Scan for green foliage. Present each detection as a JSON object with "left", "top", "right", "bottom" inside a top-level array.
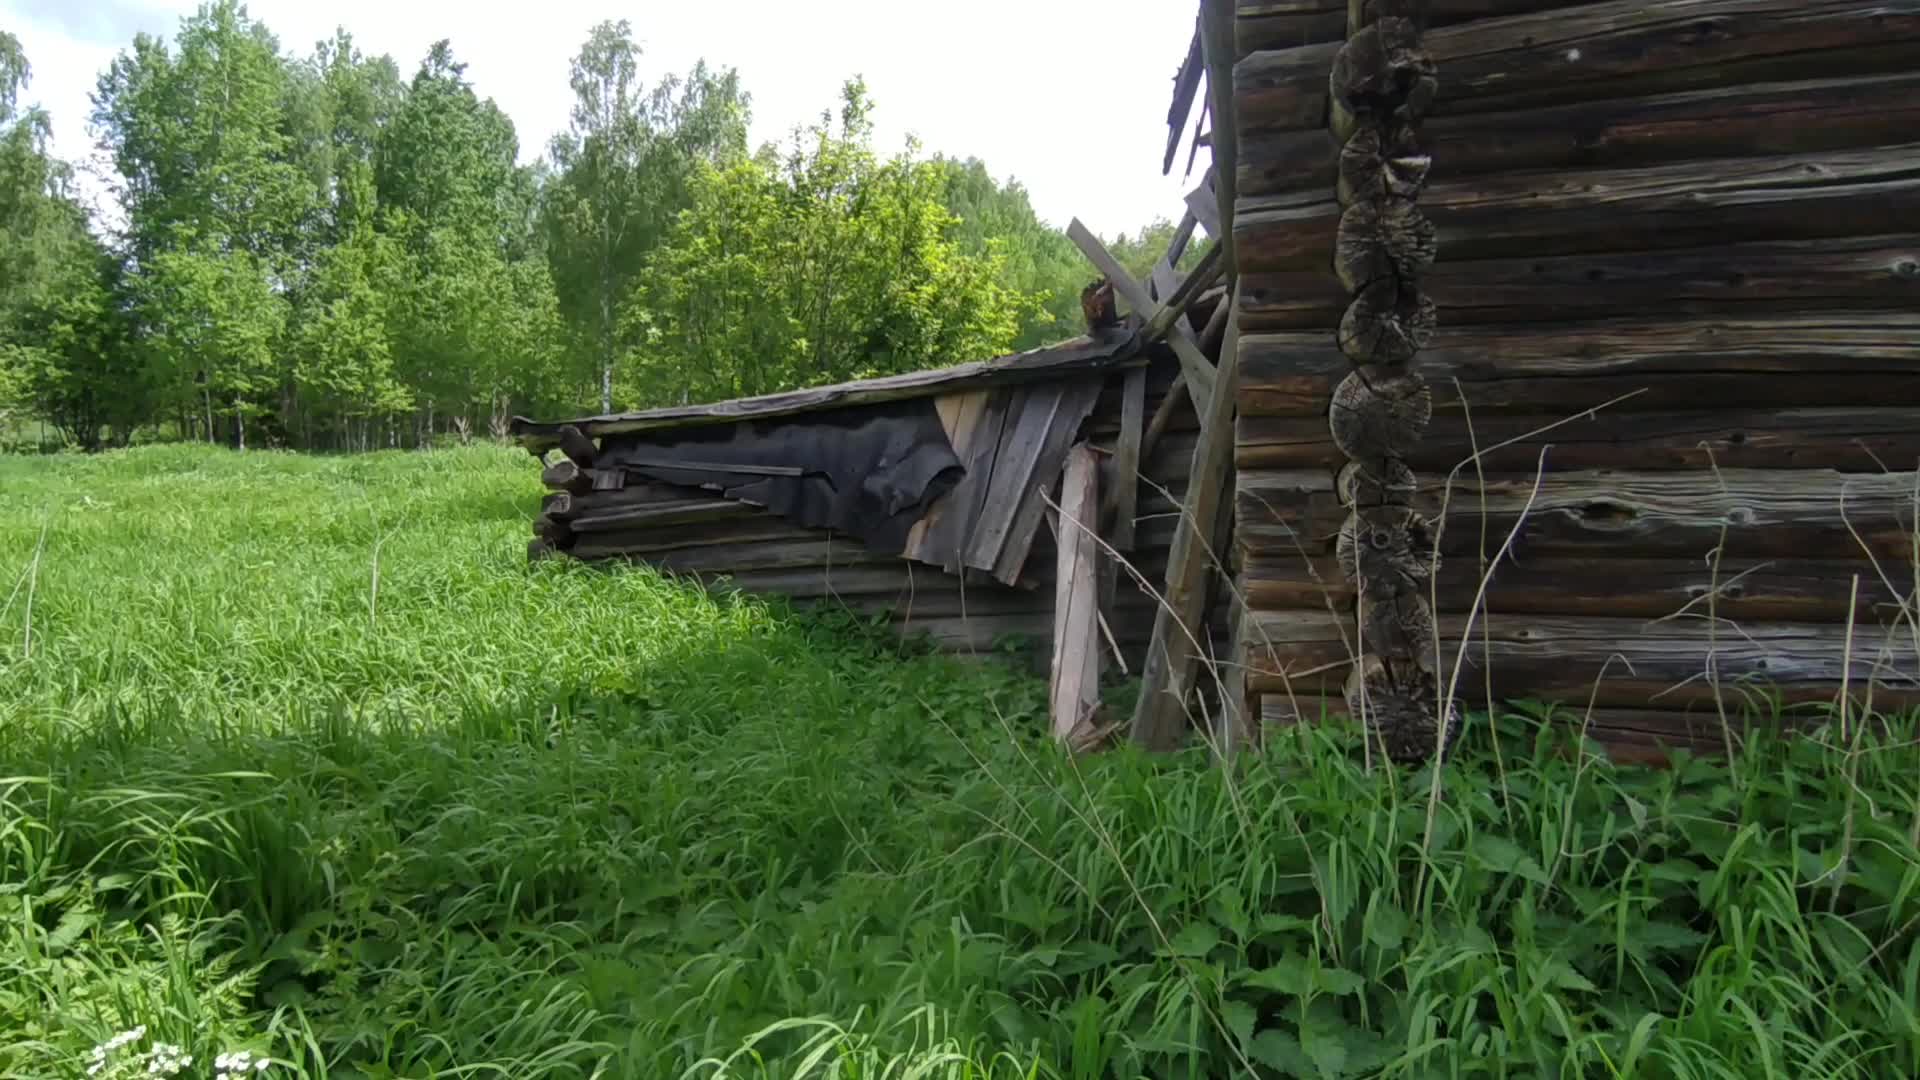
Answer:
[
  {"left": 623, "top": 81, "right": 1035, "bottom": 404},
  {"left": 3, "top": 446, "right": 1917, "bottom": 1077},
  {"left": 6, "top": 7, "right": 1205, "bottom": 448}
]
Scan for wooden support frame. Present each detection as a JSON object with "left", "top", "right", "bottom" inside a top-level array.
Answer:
[
  {"left": 1129, "top": 0, "right": 1245, "bottom": 752},
  {"left": 1067, "top": 218, "right": 1218, "bottom": 409}
]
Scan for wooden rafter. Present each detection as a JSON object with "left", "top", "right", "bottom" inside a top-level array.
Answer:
[{"left": 1066, "top": 218, "right": 1218, "bottom": 410}]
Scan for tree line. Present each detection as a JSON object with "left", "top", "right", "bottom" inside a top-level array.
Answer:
[{"left": 0, "top": 3, "right": 1198, "bottom": 452}]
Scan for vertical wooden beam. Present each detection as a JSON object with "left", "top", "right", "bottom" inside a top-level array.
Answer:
[{"left": 1051, "top": 443, "right": 1103, "bottom": 745}]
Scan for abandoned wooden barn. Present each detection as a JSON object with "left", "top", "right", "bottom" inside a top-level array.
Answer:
[
  {"left": 1227, "top": 0, "right": 1920, "bottom": 760},
  {"left": 514, "top": 0, "right": 1920, "bottom": 761},
  {"left": 511, "top": 291, "right": 1236, "bottom": 746}
]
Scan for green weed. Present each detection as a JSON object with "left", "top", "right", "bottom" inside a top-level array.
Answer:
[{"left": 1, "top": 445, "right": 1916, "bottom": 1078}]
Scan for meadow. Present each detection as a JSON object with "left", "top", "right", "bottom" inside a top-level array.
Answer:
[{"left": 2, "top": 444, "right": 1917, "bottom": 1079}]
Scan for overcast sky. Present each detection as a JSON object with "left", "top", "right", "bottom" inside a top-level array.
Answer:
[{"left": 5, "top": 0, "right": 1212, "bottom": 239}]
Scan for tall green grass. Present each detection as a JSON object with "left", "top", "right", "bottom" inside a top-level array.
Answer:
[{"left": 2, "top": 444, "right": 1916, "bottom": 1079}]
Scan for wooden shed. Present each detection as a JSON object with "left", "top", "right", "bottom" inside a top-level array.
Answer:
[
  {"left": 1227, "top": 0, "right": 1920, "bottom": 759},
  {"left": 510, "top": 301, "right": 1236, "bottom": 746}
]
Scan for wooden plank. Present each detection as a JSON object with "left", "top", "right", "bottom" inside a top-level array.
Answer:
[
  {"left": 1236, "top": 315, "right": 1920, "bottom": 416},
  {"left": 1051, "top": 445, "right": 1104, "bottom": 744},
  {"left": 1067, "top": 218, "right": 1218, "bottom": 407},
  {"left": 508, "top": 330, "right": 1141, "bottom": 450},
  {"left": 1424, "top": 0, "right": 1920, "bottom": 117},
  {"left": 1236, "top": 407, "right": 1920, "bottom": 474},
  {"left": 1236, "top": 467, "right": 1920, "bottom": 561},
  {"left": 1245, "top": 612, "right": 1920, "bottom": 709},
  {"left": 1184, "top": 173, "right": 1223, "bottom": 240},
  {"left": 920, "top": 388, "right": 1016, "bottom": 575},
  {"left": 998, "top": 376, "right": 1105, "bottom": 580},
  {"left": 1239, "top": 235, "right": 1920, "bottom": 331},
  {"left": 963, "top": 383, "right": 1065, "bottom": 572},
  {"left": 1237, "top": 142, "right": 1920, "bottom": 272},
  {"left": 1242, "top": 553, "right": 1917, "bottom": 623},
  {"left": 1144, "top": 243, "right": 1227, "bottom": 342},
  {"left": 1239, "top": 52, "right": 1920, "bottom": 198}
]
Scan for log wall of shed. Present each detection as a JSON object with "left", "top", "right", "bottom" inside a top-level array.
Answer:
[{"left": 1230, "top": 0, "right": 1920, "bottom": 751}]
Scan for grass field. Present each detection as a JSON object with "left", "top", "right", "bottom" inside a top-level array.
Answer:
[{"left": 2, "top": 444, "right": 1918, "bottom": 1079}]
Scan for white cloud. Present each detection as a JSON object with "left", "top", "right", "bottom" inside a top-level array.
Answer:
[{"left": 4, "top": 0, "right": 1213, "bottom": 239}]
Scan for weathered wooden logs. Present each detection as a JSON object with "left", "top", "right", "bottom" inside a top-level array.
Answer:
[
  {"left": 1328, "top": 370, "right": 1433, "bottom": 460},
  {"left": 1336, "top": 280, "right": 1437, "bottom": 364}
]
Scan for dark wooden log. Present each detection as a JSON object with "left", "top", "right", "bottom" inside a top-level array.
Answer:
[
  {"left": 540, "top": 460, "right": 594, "bottom": 494},
  {"left": 1240, "top": 407, "right": 1920, "bottom": 473},
  {"left": 556, "top": 425, "right": 598, "bottom": 469},
  {"left": 1237, "top": 9, "right": 1348, "bottom": 58},
  {"left": 1235, "top": 41, "right": 1341, "bottom": 135},
  {"left": 1329, "top": 369, "right": 1433, "bottom": 460},
  {"left": 533, "top": 513, "right": 573, "bottom": 545},
  {"left": 571, "top": 534, "right": 896, "bottom": 570},
  {"left": 1241, "top": 70, "right": 1920, "bottom": 199},
  {"left": 1424, "top": 0, "right": 1920, "bottom": 117},
  {"left": 1238, "top": 466, "right": 1920, "bottom": 561},
  {"left": 1334, "top": 197, "right": 1436, "bottom": 292},
  {"left": 568, "top": 497, "right": 755, "bottom": 534},
  {"left": 1244, "top": 552, "right": 1918, "bottom": 624},
  {"left": 1237, "top": 315, "right": 1920, "bottom": 415},
  {"left": 1337, "top": 279, "right": 1438, "bottom": 365},
  {"left": 1238, "top": 142, "right": 1920, "bottom": 272},
  {"left": 1247, "top": 611, "right": 1920, "bottom": 709}
]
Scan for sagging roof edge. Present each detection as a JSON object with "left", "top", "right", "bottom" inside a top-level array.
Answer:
[{"left": 509, "top": 322, "right": 1145, "bottom": 452}]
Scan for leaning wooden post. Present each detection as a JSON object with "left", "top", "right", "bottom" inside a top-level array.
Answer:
[
  {"left": 1051, "top": 443, "right": 1103, "bottom": 746},
  {"left": 1329, "top": 1, "right": 1458, "bottom": 765},
  {"left": 1129, "top": 0, "right": 1243, "bottom": 753}
]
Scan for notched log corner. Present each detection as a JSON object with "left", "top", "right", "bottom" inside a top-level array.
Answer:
[
  {"left": 1336, "top": 505, "right": 1439, "bottom": 587},
  {"left": 1338, "top": 124, "right": 1431, "bottom": 206},
  {"left": 1345, "top": 653, "right": 1461, "bottom": 767},
  {"left": 1355, "top": 578, "right": 1438, "bottom": 671},
  {"left": 1331, "top": 18, "right": 1436, "bottom": 132},
  {"left": 1335, "top": 196, "right": 1437, "bottom": 291},
  {"left": 1337, "top": 457, "right": 1417, "bottom": 508},
  {"left": 1337, "top": 279, "right": 1438, "bottom": 366},
  {"left": 1329, "top": 368, "right": 1434, "bottom": 460}
]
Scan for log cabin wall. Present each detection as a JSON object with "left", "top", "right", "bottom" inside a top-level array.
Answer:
[
  {"left": 536, "top": 353, "right": 1229, "bottom": 675},
  {"left": 1229, "top": 0, "right": 1920, "bottom": 756}
]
